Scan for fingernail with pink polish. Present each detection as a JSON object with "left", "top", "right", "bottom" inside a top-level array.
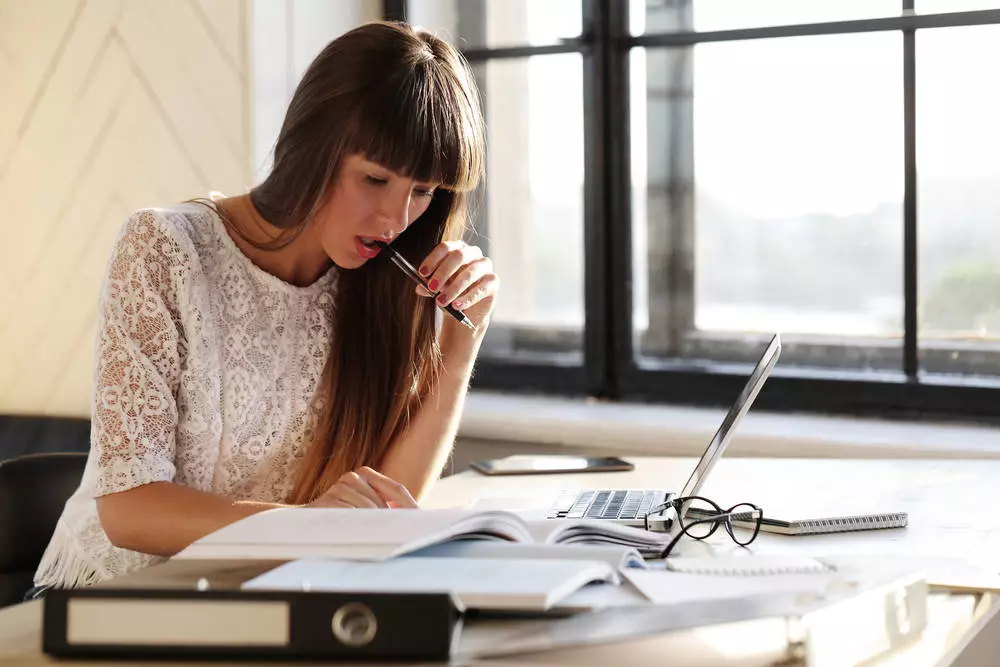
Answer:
[
  {"left": 428, "top": 279, "right": 439, "bottom": 291},
  {"left": 419, "top": 266, "right": 430, "bottom": 276}
]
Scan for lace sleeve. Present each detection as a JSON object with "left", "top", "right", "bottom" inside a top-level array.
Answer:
[{"left": 92, "top": 210, "right": 188, "bottom": 497}]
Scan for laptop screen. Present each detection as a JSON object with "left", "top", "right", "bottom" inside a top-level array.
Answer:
[{"left": 678, "top": 334, "right": 782, "bottom": 499}]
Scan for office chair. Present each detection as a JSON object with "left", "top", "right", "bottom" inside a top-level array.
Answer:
[{"left": 0, "top": 452, "right": 87, "bottom": 608}]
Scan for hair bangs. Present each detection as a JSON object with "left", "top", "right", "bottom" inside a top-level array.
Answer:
[{"left": 346, "top": 61, "right": 483, "bottom": 192}]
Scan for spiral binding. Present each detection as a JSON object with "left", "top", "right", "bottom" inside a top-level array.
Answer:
[
  {"left": 666, "top": 556, "right": 829, "bottom": 576},
  {"left": 797, "top": 512, "right": 908, "bottom": 535}
]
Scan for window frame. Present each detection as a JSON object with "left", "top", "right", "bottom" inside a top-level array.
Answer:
[{"left": 386, "top": 1, "right": 1000, "bottom": 423}]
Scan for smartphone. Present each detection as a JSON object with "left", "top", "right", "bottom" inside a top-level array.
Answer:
[{"left": 469, "top": 455, "right": 634, "bottom": 476}]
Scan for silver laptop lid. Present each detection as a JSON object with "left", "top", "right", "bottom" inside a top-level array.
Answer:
[{"left": 678, "top": 333, "right": 782, "bottom": 499}]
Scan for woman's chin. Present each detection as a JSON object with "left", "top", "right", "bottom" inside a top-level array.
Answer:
[
  {"left": 324, "top": 245, "right": 367, "bottom": 270},
  {"left": 333, "top": 253, "right": 368, "bottom": 270}
]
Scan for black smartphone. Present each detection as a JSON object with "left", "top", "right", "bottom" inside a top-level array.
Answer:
[{"left": 469, "top": 455, "right": 634, "bottom": 476}]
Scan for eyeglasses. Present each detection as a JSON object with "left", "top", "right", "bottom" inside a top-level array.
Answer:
[{"left": 643, "top": 495, "right": 763, "bottom": 559}]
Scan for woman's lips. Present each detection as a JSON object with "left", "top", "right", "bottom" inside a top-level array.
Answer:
[{"left": 355, "top": 237, "right": 382, "bottom": 259}]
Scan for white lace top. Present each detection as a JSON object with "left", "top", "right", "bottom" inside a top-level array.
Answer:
[{"left": 35, "top": 201, "right": 338, "bottom": 588}]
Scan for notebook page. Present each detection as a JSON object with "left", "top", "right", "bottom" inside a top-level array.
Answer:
[
  {"left": 623, "top": 569, "right": 849, "bottom": 606},
  {"left": 174, "top": 508, "right": 535, "bottom": 561}
]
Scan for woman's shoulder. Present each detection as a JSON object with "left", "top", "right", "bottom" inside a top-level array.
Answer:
[{"left": 114, "top": 200, "right": 221, "bottom": 265}]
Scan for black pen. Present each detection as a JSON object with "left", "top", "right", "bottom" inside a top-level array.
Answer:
[{"left": 374, "top": 241, "right": 477, "bottom": 332}]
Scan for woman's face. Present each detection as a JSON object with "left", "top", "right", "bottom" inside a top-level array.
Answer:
[{"left": 315, "top": 154, "right": 438, "bottom": 269}]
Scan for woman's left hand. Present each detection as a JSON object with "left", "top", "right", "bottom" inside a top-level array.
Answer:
[{"left": 417, "top": 241, "right": 498, "bottom": 334}]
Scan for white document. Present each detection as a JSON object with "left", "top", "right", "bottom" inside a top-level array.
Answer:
[
  {"left": 458, "top": 567, "right": 927, "bottom": 663},
  {"left": 242, "top": 557, "right": 620, "bottom": 611},
  {"left": 624, "top": 555, "right": 921, "bottom": 608},
  {"left": 551, "top": 580, "right": 652, "bottom": 613},
  {"left": 623, "top": 569, "right": 843, "bottom": 607}
]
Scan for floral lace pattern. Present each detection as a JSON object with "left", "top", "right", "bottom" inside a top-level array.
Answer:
[{"left": 35, "top": 202, "right": 337, "bottom": 588}]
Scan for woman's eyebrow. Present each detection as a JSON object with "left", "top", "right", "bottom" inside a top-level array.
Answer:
[
  {"left": 361, "top": 160, "right": 390, "bottom": 173},
  {"left": 359, "top": 159, "right": 437, "bottom": 187}
]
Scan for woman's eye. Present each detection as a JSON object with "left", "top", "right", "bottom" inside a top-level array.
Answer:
[
  {"left": 414, "top": 188, "right": 435, "bottom": 198},
  {"left": 366, "top": 175, "right": 388, "bottom": 185}
]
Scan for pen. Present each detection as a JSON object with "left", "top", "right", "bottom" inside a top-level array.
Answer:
[{"left": 374, "top": 240, "right": 477, "bottom": 332}]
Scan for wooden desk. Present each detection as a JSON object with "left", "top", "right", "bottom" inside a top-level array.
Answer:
[{"left": 2, "top": 456, "right": 997, "bottom": 666}]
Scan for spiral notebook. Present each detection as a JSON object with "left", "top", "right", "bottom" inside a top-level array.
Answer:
[{"left": 688, "top": 508, "right": 908, "bottom": 535}]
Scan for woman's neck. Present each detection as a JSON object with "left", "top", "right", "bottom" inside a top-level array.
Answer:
[{"left": 217, "top": 194, "right": 332, "bottom": 287}]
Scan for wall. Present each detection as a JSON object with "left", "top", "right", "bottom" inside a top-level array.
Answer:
[
  {"left": 0, "top": 0, "right": 379, "bottom": 424},
  {"left": 250, "top": 0, "right": 381, "bottom": 180},
  {"left": 0, "top": 0, "right": 253, "bottom": 418}
]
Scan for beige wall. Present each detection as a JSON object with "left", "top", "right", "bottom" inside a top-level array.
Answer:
[
  {"left": 0, "top": 0, "right": 382, "bottom": 418},
  {"left": 0, "top": 0, "right": 252, "bottom": 417}
]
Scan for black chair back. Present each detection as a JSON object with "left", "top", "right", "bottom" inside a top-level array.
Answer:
[{"left": 0, "top": 452, "right": 87, "bottom": 607}]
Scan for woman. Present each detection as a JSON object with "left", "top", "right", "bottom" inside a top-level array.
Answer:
[{"left": 32, "top": 21, "right": 494, "bottom": 591}]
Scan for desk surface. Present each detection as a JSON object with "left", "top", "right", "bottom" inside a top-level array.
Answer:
[
  {"left": 428, "top": 456, "right": 1000, "bottom": 575},
  {"left": 3, "top": 456, "right": 998, "bottom": 666}
]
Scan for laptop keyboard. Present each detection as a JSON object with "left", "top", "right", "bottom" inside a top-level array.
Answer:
[{"left": 548, "top": 490, "right": 665, "bottom": 520}]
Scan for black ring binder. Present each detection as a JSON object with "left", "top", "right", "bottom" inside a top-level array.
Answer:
[{"left": 43, "top": 587, "right": 461, "bottom": 661}]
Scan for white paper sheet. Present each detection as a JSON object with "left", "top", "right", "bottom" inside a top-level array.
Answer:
[{"left": 242, "top": 557, "right": 620, "bottom": 611}]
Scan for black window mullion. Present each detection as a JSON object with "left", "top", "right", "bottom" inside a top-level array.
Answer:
[
  {"left": 623, "top": 366, "right": 1000, "bottom": 422},
  {"left": 462, "top": 42, "right": 588, "bottom": 61},
  {"left": 606, "top": 0, "right": 633, "bottom": 399},
  {"left": 903, "top": 0, "right": 918, "bottom": 379},
  {"left": 582, "top": 0, "right": 630, "bottom": 399},
  {"left": 582, "top": 0, "right": 607, "bottom": 397},
  {"left": 382, "top": 0, "right": 406, "bottom": 22},
  {"left": 628, "top": 9, "right": 1000, "bottom": 47}
]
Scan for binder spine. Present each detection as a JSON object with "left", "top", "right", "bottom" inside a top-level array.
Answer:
[
  {"left": 797, "top": 513, "right": 908, "bottom": 535},
  {"left": 43, "top": 587, "right": 460, "bottom": 661}
]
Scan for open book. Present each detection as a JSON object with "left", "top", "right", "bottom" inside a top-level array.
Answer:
[
  {"left": 242, "top": 556, "right": 624, "bottom": 612},
  {"left": 173, "top": 508, "right": 674, "bottom": 561}
]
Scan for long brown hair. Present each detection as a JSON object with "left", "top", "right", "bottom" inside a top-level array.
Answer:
[{"left": 235, "top": 22, "right": 484, "bottom": 503}]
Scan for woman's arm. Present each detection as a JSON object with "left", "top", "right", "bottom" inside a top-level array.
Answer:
[
  {"left": 96, "top": 482, "right": 288, "bottom": 557},
  {"left": 379, "top": 326, "right": 483, "bottom": 501},
  {"left": 379, "top": 239, "right": 498, "bottom": 501},
  {"left": 97, "top": 467, "right": 417, "bottom": 557}
]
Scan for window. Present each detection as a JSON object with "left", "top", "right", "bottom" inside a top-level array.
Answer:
[
  {"left": 629, "top": 0, "right": 900, "bottom": 33},
  {"left": 917, "top": 24, "right": 1000, "bottom": 376},
  {"left": 389, "top": 1, "right": 1000, "bottom": 419},
  {"left": 404, "top": 0, "right": 590, "bottom": 380},
  {"left": 632, "top": 33, "right": 904, "bottom": 372},
  {"left": 468, "top": 54, "right": 586, "bottom": 363}
]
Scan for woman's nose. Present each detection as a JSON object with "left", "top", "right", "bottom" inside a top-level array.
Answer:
[{"left": 379, "top": 194, "right": 410, "bottom": 237}]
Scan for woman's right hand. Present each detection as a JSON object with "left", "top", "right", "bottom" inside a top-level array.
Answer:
[{"left": 306, "top": 467, "right": 418, "bottom": 509}]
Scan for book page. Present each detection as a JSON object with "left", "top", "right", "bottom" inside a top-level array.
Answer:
[
  {"left": 174, "top": 508, "right": 535, "bottom": 561},
  {"left": 522, "top": 518, "right": 673, "bottom": 556},
  {"left": 407, "top": 540, "right": 648, "bottom": 570},
  {"left": 242, "top": 557, "right": 619, "bottom": 611}
]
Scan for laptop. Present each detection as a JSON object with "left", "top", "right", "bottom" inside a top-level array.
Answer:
[{"left": 546, "top": 333, "right": 782, "bottom": 532}]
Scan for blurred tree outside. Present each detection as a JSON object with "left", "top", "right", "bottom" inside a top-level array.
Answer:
[{"left": 922, "top": 261, "right": 1000, "bottom": 336}]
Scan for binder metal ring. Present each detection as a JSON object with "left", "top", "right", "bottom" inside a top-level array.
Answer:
[{"left": 331, "top": 602, "right": 378, "bottom": 647}]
